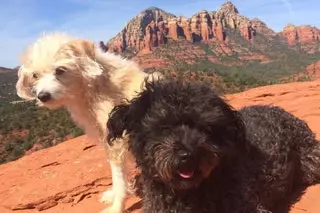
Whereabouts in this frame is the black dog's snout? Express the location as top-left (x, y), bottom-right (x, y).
top-left (177, 151), bottom-right (197, 172)
top-left (179, 152), bottom-right (193, 162)
top-left (37, 92), bottom-right (51, 102)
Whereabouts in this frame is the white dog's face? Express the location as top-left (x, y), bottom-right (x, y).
top-left (33, 68), bottom-right (66, 107)
top-left (22, 63), bottom-right (75, 109)
top-left (16, 33), bottom-right (103, 109)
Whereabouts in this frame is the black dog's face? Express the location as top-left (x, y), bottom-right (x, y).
top-left (107, 78), bottom-right (246, 191)
top-left (140, 124), bottom-right (220, 190)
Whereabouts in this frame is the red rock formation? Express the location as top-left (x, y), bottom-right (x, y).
top-left (251, 18), bottom-right (275, 36)
top-left (157, 21), bottom-right (167, 45)
top-left (106, 7), bottom-right (176, 53)
top-left (299, 26), bottom-right (320, 43)
top-left (240, 26), bottom-right (250, 40)
top-left (178, 17), bottom-right (193, 42)
top-left (107, 2), bottom-right (263, 52)
top-left (138, 40), bottom-right (144, 51)
top-left (143, 20), bottom-right (159, 52)
top-left (199, 10), bottom-right (213, 41)
top-left (201, 22), bottom-right (210, 41)
top-left (107, 2), bottom-right (320, 55)
top-left (213, 22), bottom-right (225, 41)
top-left (282, 24), bottom-right (320, 45)
top-left (190, 14), bottom-right (201, 41)
top-left (240, 24), bottom-right (256, 41)
top-left (282, 25), bottom-right (300, 45)
top-left (150, 22), bottom-right (159, 47)
top-left (144, 26), bottom-right (152, 52)
top-left (168, 18), bottom-right (179, 40)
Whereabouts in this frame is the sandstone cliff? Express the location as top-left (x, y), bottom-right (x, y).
top-left (281, 24), bottom-right (320, 45)
top-left (2, 80), bottom-right (320, 212)
top-left (105, 2), bottom-right (275, 54)
top-left (106, 7), bottom-right (176, 53)
top-left (103, 2), bottom-right (319, 72)
top-left (280, 24), bottom-right (320, 53)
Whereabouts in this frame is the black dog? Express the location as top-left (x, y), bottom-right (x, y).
top-left (107, 78), bottom-right (320, 213)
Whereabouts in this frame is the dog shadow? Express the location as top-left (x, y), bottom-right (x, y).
top-left (126, 200), bottom-right (143, 212)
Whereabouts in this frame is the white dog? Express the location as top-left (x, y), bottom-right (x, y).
top-left (16, 32), bottom-right (161, 213)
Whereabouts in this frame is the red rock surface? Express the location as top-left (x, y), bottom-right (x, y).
top-left (2, 80), bottom-right (320, 212)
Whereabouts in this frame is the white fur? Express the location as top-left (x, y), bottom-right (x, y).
top-left (100, 162), bottom-right (127, 212)
top-left (35, 74), bottom-right (65, 99)
top-left (16, 32), bottom-right (162, 213)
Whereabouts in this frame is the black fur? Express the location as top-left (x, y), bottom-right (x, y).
top-left (107, 78), bottom-right (320, 213)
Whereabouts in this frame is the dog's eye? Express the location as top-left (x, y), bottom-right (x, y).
top-left (32, 73), bottom-right (38, 79)
top-left (55, 67), bottom-right (66, 75)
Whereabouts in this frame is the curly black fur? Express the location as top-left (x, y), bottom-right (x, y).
top-left (107, 78), bottom-right (320, 213)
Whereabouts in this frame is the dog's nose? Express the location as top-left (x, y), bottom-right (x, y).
top-left (37, 92), bottom-right (51, 102)
top-left (179, 152), bottom-right (192, 162)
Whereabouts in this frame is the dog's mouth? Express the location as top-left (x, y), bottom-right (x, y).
top-left (177, 169), bottom-right (195, 179)
top-left (176, 157), bottom-right (199, 180)
top-left (177, 161), bottom-right (198, 180)
top-left (36, 98), bottom-right (63, 109)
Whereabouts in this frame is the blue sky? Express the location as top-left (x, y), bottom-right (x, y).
top-left (0, 0), bottom-right (319, 68)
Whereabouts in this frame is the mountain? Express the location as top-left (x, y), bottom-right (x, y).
top-left (2, 79), bottom-right (320, 212)
top-left (0, 67), bottom-right (18, 103)
top-left (106, 6), bottom-right (176, 54)
top-left (104, 1), bottom-right (320, 91)
top-left (0, 66), bottom-right (15, 73)
top-left (106, 2), bottom-right (319, 56)
top-left (106, 2), bottom-right (277, 54)
top-left (280, 24), bottom-right (320, 53)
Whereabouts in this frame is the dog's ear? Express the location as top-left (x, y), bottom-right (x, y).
top-left (58, 39), bottom-right (103, 79)
top-left (15, 66), bottom-right (36, 100)
top-left (107, 80), bottom-right (153, 145)
top-left (106, 104), bottom-right (131, 144)
top-left (197, 94), bottom-right (247, 153)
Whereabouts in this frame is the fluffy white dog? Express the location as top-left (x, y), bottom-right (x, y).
top-left (16, 32), bottom-right (160, 213)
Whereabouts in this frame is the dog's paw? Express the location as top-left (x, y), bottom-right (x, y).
top-left (100, 189), bottom-right (115, 204)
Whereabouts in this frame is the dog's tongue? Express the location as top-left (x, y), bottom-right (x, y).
top-left (178, 170), bottom-right (194, 179)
